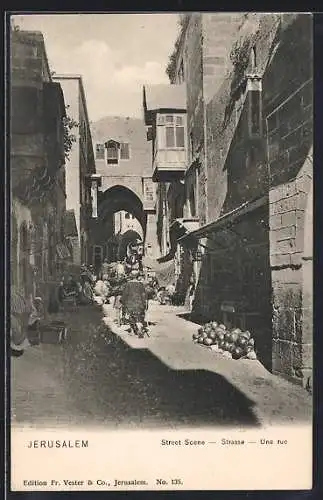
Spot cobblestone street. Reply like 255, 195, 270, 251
11, 302, 312, 429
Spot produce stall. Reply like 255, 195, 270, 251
192, 321, 257, 361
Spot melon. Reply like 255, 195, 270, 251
240, 330, 251, 340
247, 338, 255, 347
230, 332, 239, 343
232, 346, 244, 360
237, 336, 248, 347
247, 350, 257, 360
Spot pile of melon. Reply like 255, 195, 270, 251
192, 322, 257, 360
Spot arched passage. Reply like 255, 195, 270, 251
98, 185, 146, 231
117, 229, 143, 261
90, 185, 148, 268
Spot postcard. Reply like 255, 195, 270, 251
9, 11, 313, 492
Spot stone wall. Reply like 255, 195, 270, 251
264, 14, 313, 383
54, 78, 81, 251
10, 30, 67, 311
269, 154, 313, 384
184, 14, 207, 225
204, 13, 280, 222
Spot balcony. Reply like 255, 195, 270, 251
152, 148, 187, 183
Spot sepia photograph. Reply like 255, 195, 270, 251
8, 11, 313, 491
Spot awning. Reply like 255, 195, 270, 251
145, 259, 175, 287
169, 218, 200, 234
179, 196, 268, 241
142, 256, 173, 272
153, 219, 199, 263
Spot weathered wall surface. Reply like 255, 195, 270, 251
179, 13, 313, 380
184, 14, 208, 225
205, 13, 280, 221
11, 30, 67, 308
269, 155, 313, 383
92, 116, 151, 179
264, 15, 313, 384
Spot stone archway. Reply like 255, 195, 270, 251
90, 185, 147, 268
98, 185, 146, 231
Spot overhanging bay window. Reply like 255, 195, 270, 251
157, 114, 186, 149
142, 83, 187, 182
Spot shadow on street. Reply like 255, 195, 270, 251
57, 309, 260, 428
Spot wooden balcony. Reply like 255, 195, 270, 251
152, 148, 187, 182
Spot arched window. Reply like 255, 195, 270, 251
106, 140, 120, 165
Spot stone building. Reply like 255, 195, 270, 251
52, 75, 96, 266
145, 13, 313, 385
11, 28, 68, 310
89, 116, 158, 272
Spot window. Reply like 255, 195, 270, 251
120, 142, 130, 160
125, 212, 131, 219
160, 114, 185, 149
96, 143, 105, 160
106, 142, 119, 165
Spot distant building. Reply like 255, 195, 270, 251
11, 28, 67, 309
53, 75, 96, 266
90, 116, 158, 270
113, 211, 143, 260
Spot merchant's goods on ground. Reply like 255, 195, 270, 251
192, 321, 257, 360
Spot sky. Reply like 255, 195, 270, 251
12, 13, 180, 122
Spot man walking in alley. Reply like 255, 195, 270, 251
121, 270, 148, 338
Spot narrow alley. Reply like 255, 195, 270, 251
11, 301, 312, 430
